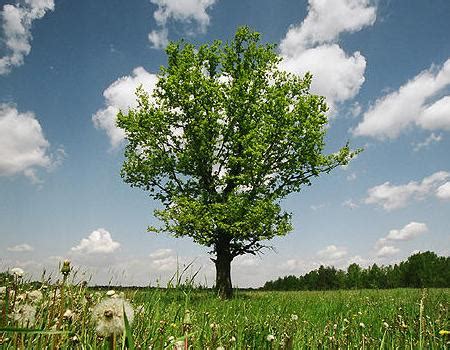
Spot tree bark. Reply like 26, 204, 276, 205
215, 237, 233, 299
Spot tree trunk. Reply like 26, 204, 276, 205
215, 238, 233, 299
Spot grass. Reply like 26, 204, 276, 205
0, 270, 449, 349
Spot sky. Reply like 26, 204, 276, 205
1, 0, 449, 287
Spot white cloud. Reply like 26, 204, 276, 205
92, 67, 158, 148
342, 199, 359, 209
71, 228, 120, 254
317, 245, 347, 260
0, 0, 54, 74
354, 59, 450, 138
279, 0, 376, 111
413, 133, 442, 152
148, 0, 216, 49
376, 245, 399, 257
365, 171, 450, 210
436, 182, 450, 200
375, 222, 428, 257
0, 104, 61, 181
7, 243, 34, 252
385, 222, 428, 241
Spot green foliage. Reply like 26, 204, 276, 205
263, 251, 450, 291
118, 26, 357, 261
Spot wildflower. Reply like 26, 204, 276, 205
92, 297, 134, 336
11, 267, 24, 278
27, 290, 43, 304
290, 314, 298, 321
12, 304, 36, 327
267, 334, 275, 342
106, 290, 116, 297
359, 322, 365, 328
439, 330, 450, 335
383, 322, 389, 328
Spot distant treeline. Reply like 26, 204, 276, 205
263, 251, 450, 291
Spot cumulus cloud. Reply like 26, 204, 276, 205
92, 67, 158, 148
148, 0, 216, 49
7, 243, 34, 252
354, 58, 450, 138
71, 228, 120, 254
0, 104, 62, 182
0, 0, 54, 74
375, 222, 428, 257
317, 245, 348, 260
436, 182, 450, 200
280, 0, 376, 111
385, 222, 428, 241
365, 171, 450, 210
376, 245, 399, 258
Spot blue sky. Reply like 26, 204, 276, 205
1, 0, 449, 287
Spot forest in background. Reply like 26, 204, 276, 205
263, 251, 450, 290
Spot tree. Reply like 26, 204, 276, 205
117, 27, 357, 298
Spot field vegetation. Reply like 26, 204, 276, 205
0, 261, 449, 349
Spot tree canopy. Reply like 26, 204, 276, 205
117, 27, 357, 298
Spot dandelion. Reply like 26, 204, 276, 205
12, 304, 36, 327
60, 260, 71, 276
106, 290, 116, 297
174, 340, 184, 350
267, 334, 275, 342
439, 330, 450, 335
11, 267, 24, 278
63, 309, 74, 321
27, 290, 43, 304
92, 297, 134, 336
290, 314, 298, 321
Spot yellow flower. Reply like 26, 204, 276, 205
439, 330, 450, 336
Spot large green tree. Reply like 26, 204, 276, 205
117, 27, 357, 298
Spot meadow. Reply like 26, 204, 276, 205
0, 267, 449, 349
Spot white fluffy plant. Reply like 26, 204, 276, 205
92, 295, 135, 349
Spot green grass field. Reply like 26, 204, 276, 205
1, 279, 449, 349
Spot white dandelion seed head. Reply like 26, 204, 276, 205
92, 298, 134, 336
11, 267, 24, 277
12, 304, 36, 327
63, 309, 74, 321
174, 340, 184, 350
27, 290, 43, 304
106, 290, 116, 297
